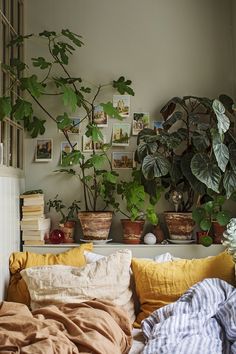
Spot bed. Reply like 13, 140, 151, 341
2, 243, 236, 353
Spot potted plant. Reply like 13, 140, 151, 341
135, 95, 236, 240
115, 171, 158, 244
0, 29, 134, 240
47, 195, 80, 243
192, 196, 231, 244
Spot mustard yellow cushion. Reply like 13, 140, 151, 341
131, 251, 235, 326
7, 243, 93, 305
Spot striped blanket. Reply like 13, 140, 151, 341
142, 278, 236, 354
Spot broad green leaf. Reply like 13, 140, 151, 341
56, 113, 71, 130
162, 111, 183, 129
200, 219, 212, 231
85, 124, 103, 142
61, 150, 83, 166
100, 102, 123, 120
203, 201, 214, 213
191, 153, 221, 193
212, 99, 230, 135
219, 94, 234, 113
112, 76, 134, 96
32, 57, 51, 69
142, 153, 170, 180
27, 116, 46, 138
181, 153, 206, 195
146, 205, 158, 225
223, 169, 236, 199
54, 168, 77, 175
88, 154, 106, 169
192, 132, 210, 151
214, 195, 226, 207
20, 75, 45, 98
0, 97, 11, 120
39, 30, 56, 38
10, 58, 27, 71
103, 172, 118, 184
61, 29, 84, 47
8, 33, 33, 47
12, 99, 33, 121
136, 140, 158, 161
216, 210, 231, 226
192, 207, 206, 224
62, 85, 77, 112
212, 130, 229, 172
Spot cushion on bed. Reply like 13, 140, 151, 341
7, 243, 93, 306
21, 249, 136, 322
132, 251, 235, 326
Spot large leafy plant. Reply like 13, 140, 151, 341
47, 194, 80, 224
0, 29, 134, 211
135, 95, 236, 211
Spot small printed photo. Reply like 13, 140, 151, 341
112, 152, 135, 169
132, 112, 150, 135
113, 95, 130, 118
35, 139, 53, 162
94, 105, 108, 127
59, 117, 80, 134
61, 141, 78, 164
83, 135, 106, 152
153, 121, 164, 134
112, 123, 131, 146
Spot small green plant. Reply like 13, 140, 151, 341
192, 196, 231, 234
47, 195, 80, 224
115, 171, 158, 224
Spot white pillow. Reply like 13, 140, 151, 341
154, 252, 175, 263
21, 249, 135, 322
84, 250, 105, 263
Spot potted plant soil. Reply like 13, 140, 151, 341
47, 195, 80, 243
135, 95, 236, 240
0, 29, 134, 240
115, 171, 158, 244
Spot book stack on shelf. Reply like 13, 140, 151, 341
20, 193, 51, 245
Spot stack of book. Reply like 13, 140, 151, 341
20, 193, 51, 245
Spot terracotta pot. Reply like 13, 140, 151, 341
164, 212, 195, 240
121, 219, 145, 244
78, 211, 113, 240
59, 221, 76, 243
212, 221, 225, 244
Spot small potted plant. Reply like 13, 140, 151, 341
115, 171, 158, 244
192, 196, 231, 244
47, 195, 80, 243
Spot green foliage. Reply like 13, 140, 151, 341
0, 28, 136, 213
136, 95, 236, 211
47, 194, 80, 224
116, 172, 158, 224
192, 196, 231, 233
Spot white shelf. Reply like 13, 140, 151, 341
22, 243, 226, 259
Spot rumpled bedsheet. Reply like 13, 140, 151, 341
142, 278, 236, 354
0, 299, 132, 354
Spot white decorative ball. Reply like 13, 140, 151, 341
144, 233, 156, 245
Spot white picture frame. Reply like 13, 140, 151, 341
35, 139, 53, 162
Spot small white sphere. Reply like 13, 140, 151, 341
144, 233, 156, 245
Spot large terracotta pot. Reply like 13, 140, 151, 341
164, 212, 195, 240
78, 211, 113, 240
59, 221, 76, 243
121, 219, 145, 244
212, 221, 225, 244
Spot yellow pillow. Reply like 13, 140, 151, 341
131, 251, 235, 326
7, 243, 93, 305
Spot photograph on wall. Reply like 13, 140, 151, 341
59, 117, 80, 134
35, 139, 53, 162
94, 105, 108, 127
132, 112, 150, 135
112, 151, 135, 169
113, 95, 130, 118
153, 120, 164, 134
61, 141, 79, 164
82, 135, 106, 152
112, 123, 131, 146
